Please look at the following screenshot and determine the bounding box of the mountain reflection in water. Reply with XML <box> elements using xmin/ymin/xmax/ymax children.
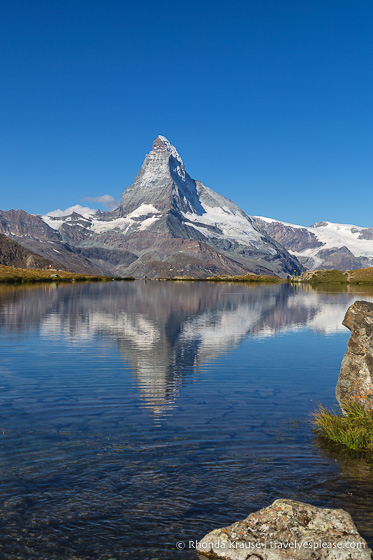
<box><xmin>1</xmin><ymin>281</ymin><xmax>373</xmax><ymax>420</ymax></box>
<box><xmin>0</xmin><ymin>281</ymin><xmax>373</xmax><ymax>560</ymax></box>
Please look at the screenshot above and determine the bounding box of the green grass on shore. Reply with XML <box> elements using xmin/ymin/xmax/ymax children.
<box><xmin>300</xmin><ymin>267</ymin><xmax>373</xmax><ymax>285</ymax></box>
<box><xmin>205</xmin><ymin>273</ymin><xmax>284</xmax><ymax>283</ymax></box>
<box><xmin>171</xmin><ymin>267</ymin><xmax>373</xmax><ymax>284</ymax></box>
<box><xmin>168</xmin><ymin>273</ymin><xmax>285</xmax><ymax>283</ymax></box>
<box><xmin>313</xmin><ymin>401</ymin><xmax>373</xmax><ymax>451</ymax></box>
<box><xmin>348</xmin><ymin>267</ymin><xmax>373</xmax><ymax>284</ymax></box>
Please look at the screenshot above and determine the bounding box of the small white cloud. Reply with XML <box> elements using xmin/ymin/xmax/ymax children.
<box><xmin>45</xmin><ymin>204</ymin><xmax>97</xmax><ymax>217</ymax></box>
<box><xmin>83</xmin><ymin>194</ymin><xmax>119</xmax><ymax>210</ymax></box>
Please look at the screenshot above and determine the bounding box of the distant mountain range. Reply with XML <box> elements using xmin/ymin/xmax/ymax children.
<box><xmin>254</xmin><ymin>217</ymin><xmax>373</xmax><ymax>271</ymax></box>
<box><xmin>0</xmin><ymin>136</ymin><xmax>372</xmax><ymax>277</ymax></box>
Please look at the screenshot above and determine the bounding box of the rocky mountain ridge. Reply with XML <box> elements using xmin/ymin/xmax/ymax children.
<box><xmin>254</xmin><ymin>216</ymin><xmax>373</xmax><ymax>271</ymax></box>
<box><xmin>0</xmin><ymin>209</ymin><xmax>102</xmax><ymax>274</ymax></box>
<box><xmin>0</xmin><ymin>234</ymin><xmax>65</xmax><ymax>270</ymax></box>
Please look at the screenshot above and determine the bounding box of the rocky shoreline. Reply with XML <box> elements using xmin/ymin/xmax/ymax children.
<box><xmin>195</xmin><ymin>300</ymin><xmax>373</xmax><ymax>559</ymax></box>
<box><xmin>336</xmin><ymin>300</ymin><xmax>373</xmax><ymax>412</ymax></box>
<box><xmin>164</xmin><ymin>267</ymin><xmax>373</xmax><ymax>284</ymax></box>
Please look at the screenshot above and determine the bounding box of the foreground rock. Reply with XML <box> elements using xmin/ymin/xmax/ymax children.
<box><xmin>197</xmin><ymin>499</ymin><xmax>371</xmax><ymax>559</ymax></box>
<box><xmin>336</xmin><ymin>300</ymin><xmax>373</xmax><ymax>412</ymax></box>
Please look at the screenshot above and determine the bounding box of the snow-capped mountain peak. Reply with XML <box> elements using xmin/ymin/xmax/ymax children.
<box><xmin>35</xmin><ymin>136</ymin><xmax>303</xmax><ymax>278</ymax></box>
<box><xmin>152</xmin><ymin>135</ymin><xmax>183</xmax><ymax>164</ymax></box>
<box><xmin>254</xmin><ymin>216</ymin><xmax>373</xmax><ymax>270</ymax></box>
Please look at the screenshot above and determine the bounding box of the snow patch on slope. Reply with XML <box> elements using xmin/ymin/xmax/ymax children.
<box><xmin>43</xmin><ymin>203</ymin><xmax>162</xmax><ymax>234</ymax></box>
<box><xmin>127</xmin><ymin>204</ymin><xmax>160</xmax><ymax>219</ymax></box>
<box><xmin>42</xmin><ymin>217</ymin><xmax>65</xmax><ymax>230</ymax></box>
<box><xmin>305</xmin><ymin>222</ymin><xmax>373</xmax><ymax>257</ymax></box>
<box><xmin>183</xmin><ymin>204</ymin><xmax>272</xmax><ymax>250</ymax></box>
<box><xmin>256</xmin><ymin>216</ymin><xmax>305</xmax><ymax>229</ymax></box>
<box><xmin>43</xmin><ymin>205</ymin><xmax>97</xmax><ymax>230</ymax></box>
<box><xmin>91</xmin><ymin>204</ymin><xmax>161</xmax><ymax>234</ymax></box>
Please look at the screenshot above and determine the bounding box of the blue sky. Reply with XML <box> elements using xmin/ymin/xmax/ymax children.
<box><xmin>1</xmin><ymin>0</ymin><xmax>372</xmax><ymax>226</ymax></box>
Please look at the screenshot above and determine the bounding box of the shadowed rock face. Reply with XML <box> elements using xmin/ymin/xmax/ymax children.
<box><xmin>0</xmin><ymin>234</ymin><xmax>66</xmax><ymax>270</ymax></box>
<box><xmin>316</xmin><ymin>246</ymin><xmax>367</xmax><ymax>270</ymax></box>
<box><xmin>359</xmin><ymin>228</ymin><xmax>373</xmax><ymax>241</ymax></box>
<box><xmin>336</xmin><ymin>300</ymin><xmax>373</xmax><ymax>412</ymax></box>
<box><xmin>197</xmin><ymin>499</ymin><xmax>371</xmax><ymax>559</ymax></box>
<box><xmin>254</xmin><ymin>218</ymin><xmax>323</xmax><ymax>252</ymax></box>
<box><xmin>0</xmin><ymin>209</ymin><xmax>58</xmax><ymax>240</ymax></box>
<box><xmin>0</xmin><ymin>210</ymin><xmax>102</xmax><ymax>274</ymax></box>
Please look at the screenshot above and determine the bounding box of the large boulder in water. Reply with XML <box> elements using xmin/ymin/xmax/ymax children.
<box><xmin>197</xmin><ymin>499</ymin><xmax>371</xmax><ymax>559</ymax></box>
<box><xmin>336</xmin><ymin>300</ymin><xmax>373</xmax><ymax>412</ymax></box>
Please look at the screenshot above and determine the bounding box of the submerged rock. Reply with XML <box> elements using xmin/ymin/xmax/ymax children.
<box><xmin>336</xmin><ymin>300</ymin><xmax>373</xmax><ymax>412</ymax></box>
<box><xmin>197</xmin><ymin>499</ymin><xmax>371</xmax><ymax>559</ymax></box>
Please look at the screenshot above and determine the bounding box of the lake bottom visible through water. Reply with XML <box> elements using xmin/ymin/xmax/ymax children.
<box><xmin>0</xmin><ymin>281</ymin><xmax>372</xmax><ymax>559</ymax></box>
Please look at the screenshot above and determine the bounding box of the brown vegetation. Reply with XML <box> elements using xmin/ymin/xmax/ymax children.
<box><xmin>299</xmin><ymin>267</ymin><xmax>373</xmax><ymax>285</ymax></box>
<box><xmin>0</xmin><ymin>264</ymin><xmax>111</xmax><ymax>284</ymax></box>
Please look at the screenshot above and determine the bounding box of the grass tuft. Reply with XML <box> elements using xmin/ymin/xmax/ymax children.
<box><xmin>313</xmin><ymin>401</ymin><xmax>373</xmax><ymax>451</ymax></box>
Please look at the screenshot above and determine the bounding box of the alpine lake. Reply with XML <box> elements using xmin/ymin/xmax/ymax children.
<box><xmin>0</xmin><ymin>280</ymin><xmax>372</xmax><ymax>560</ymax></box>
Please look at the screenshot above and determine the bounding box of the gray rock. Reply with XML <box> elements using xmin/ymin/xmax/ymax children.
<box><xmin>336</xmin><ymin>300</ymin><xmax>373</xmax><ymax>412</ymax></box>
<box><xmin>253</xmin><ymin>217</ymin><xmax>323</xmax><ymax>253</ymax></box>
<box><xmin>197</xmin><ymin>499</ymin><xmax>372</xmax><ymax>559</ymax></box>
<box><xmin>358</xmin><ymin>228</ymin><xmax>373</xmax><ymax>241</ymax></box>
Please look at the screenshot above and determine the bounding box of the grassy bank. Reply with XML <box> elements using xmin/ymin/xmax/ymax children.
<box><xmin>169</xmin><ymin>267</ymin><xmax>373</xmax><ymax>284</ymax></box>
<box><xmin>205</xmin><ymin>273</ymin><xmax>285</xmax><ymax>283</ymax></box>
<box><xmin>0</xmin><ymin>264</ymin><xmax>134</xmax><ymax>284</ymax></box>
<box><xmin>300</xmin><ymin>267</ymin><xmax>373</xmax><ymax>285</ymax></box>
<box><xmin>167</xmin><ymin>273</ymin><xmax>285</xmax><ymax>283</ymax></box>
<box><xmin>313</xmin><ymin>401</ymin><xmax>373</xmax><ymax>451</ymax></box>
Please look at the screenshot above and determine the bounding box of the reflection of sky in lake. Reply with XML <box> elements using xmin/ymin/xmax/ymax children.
<box><xmin>1</xmin><ymin>281</ymin><xmax>372</xmax><ymax>417</ymax></box>
<box><xmin>0</xmin><ymin>281</ymin><xmax>372</xmax><ymax>559</ymax></box>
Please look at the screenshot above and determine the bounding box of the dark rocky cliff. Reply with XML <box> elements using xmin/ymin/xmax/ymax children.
<box><xmin>0</xmin><ymin>234</ymin><xmax>66</xmax><ymax>270</ymax></box>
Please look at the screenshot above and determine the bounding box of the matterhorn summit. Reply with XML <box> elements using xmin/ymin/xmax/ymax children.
<box><xmin>117</xmin><ymin>135</ymin><xmax>204</xmax><ymax>217</ymax></box>
<box><xmin>0</xmin><ymin>135</ymin><xmax>302</xmax><ymax>278</ymax></box>
<box><xmin>152</xmin><ymin>135</ymin><xmax>183</xmax><ymax>161</ymax></box>
<box><xmin>38</xmin><ymin>135</ymin><xmax>302</xmax><ymax>277</ymax></box>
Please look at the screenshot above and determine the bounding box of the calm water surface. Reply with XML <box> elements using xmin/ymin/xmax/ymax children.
<box><xmin>0</xmin><ymin>281</ymin><xmax>373</xmax><ymax>559</ymax></box>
